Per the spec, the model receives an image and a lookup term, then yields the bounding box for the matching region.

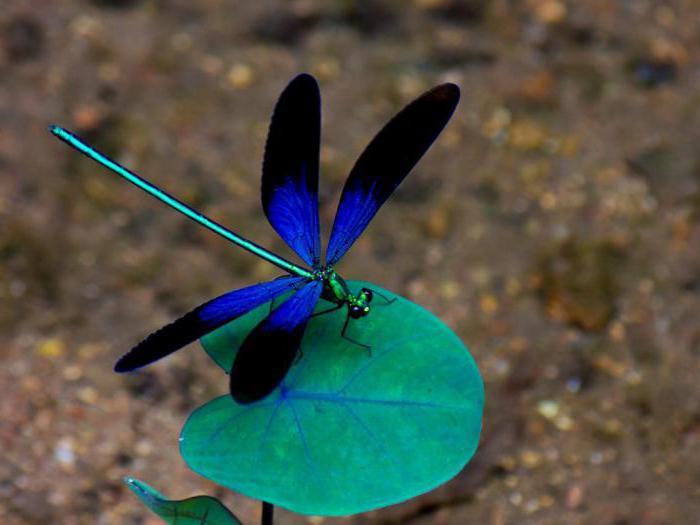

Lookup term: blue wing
[326,83,460,265]
[229,279,323,403]
[262,73,321,268]
[114,276,307,372]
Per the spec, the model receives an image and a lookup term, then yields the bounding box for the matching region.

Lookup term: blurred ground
[1,0,699,524]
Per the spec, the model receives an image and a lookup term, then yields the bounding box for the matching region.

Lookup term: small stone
[508,120,547,151]
[539,494,555,508]
[135,439,153,456]
[593,355,627,378]
[313,58,340,80]
[566,484,584,509]
[509,492,523,506]
[200,55,224,76]
[520,450,542,469]
[509,337,528,353]
[77,386,99,404]
[565,377,582,393]
[54,438,75,466]
[589,451,604,465]
[479,294,499,315]
[470,267,492,287]
[539,192,557,210]
[37,338,65,358]
[70,15,102,38]
[424,205,451,239]
[21,376,41,393]
[482,107,511,143]
[602,418,622,437]
[532,0,566,24]
[498,455,517,471]
[63,365,83,381]
[72,106,102,130]
[518,69,555,103]
[554,414,574,431]
[524,498,540,514]
[537,399,559,420]
[227,64,254,89]
[439,280,461,300]
[505,278,522,297]
[608,321,626,342]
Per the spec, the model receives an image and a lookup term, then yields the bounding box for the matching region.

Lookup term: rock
[2,16,44,63]
[536,239,624,331]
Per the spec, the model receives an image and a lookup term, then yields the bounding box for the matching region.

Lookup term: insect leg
[369,288,396,305]
[310,303,343,317]
[293,346,304,364]
[341,314,372,356]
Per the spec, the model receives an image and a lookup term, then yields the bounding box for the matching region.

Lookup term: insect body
[320,267,370,315]
[316,267,379,350]
[50,73,459,404]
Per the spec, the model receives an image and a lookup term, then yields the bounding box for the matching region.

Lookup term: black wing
[262,73,321,267]
[326,83,460,264]
[229,279,323,403]
[114,277,306,372]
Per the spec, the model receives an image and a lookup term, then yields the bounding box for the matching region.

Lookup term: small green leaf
[125,477,242,524]
[183,281,483,516]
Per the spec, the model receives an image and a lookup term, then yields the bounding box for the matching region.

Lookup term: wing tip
[113,356,134,373]
[290,72,318,86]
[284,72,320,97]
[114,343,148,373]
[429,82,461,107]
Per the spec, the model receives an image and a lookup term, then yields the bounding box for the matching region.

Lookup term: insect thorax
[317,266,350,304]
[316,267,371,318]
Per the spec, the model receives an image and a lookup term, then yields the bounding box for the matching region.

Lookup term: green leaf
[124,477,242,524]
[183,281,483,516]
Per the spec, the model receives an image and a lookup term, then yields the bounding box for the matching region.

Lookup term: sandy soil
[1,1,699,523]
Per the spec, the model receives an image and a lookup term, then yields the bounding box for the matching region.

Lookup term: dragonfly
[50,73,460,404]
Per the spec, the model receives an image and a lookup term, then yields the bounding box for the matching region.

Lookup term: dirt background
[1,1,699,524]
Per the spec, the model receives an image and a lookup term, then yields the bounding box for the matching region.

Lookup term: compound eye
[350,305,362,318]
[362,288,373,303]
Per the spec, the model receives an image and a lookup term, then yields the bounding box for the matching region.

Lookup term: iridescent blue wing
[262,73,321,268]
[114,276,307,372]
[326,83,460,265]
[229,279,323,403]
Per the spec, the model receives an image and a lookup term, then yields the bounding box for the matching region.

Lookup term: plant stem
[262,501,274,525]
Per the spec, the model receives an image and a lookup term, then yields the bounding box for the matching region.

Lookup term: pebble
[531,0,567,24]
[54,438,75,467]
[227,64,254,89]
[77,386,99,404]
[537,399,560,420]
[508,120,547,151]
[566,484,584,509]
[424,205,451,239]
[63,366,83,381]
[37,339,65,359]
[509,491,523,506]
[565,377,582,393]
[520,450,542,469]
[2,16,45,63]
[479,294,499,315]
